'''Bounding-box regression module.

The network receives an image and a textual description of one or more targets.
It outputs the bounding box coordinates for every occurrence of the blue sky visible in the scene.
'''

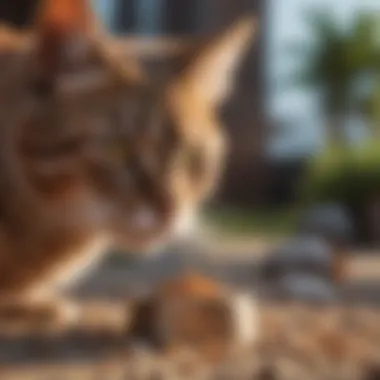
[268,0,380,158]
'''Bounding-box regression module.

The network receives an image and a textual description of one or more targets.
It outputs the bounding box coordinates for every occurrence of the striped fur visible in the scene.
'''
[0,0,256,322]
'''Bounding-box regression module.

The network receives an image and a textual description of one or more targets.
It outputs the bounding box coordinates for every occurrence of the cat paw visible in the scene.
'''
[0,297,81,328]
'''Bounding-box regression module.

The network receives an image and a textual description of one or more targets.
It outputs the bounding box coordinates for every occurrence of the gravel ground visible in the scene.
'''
[0,302,379,379]
[0,241,378,379]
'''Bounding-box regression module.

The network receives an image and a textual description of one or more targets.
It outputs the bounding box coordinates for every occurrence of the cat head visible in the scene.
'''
[20,0,257,251]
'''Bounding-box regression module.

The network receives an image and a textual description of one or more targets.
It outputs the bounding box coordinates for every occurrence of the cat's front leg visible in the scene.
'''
[0,293,81,328]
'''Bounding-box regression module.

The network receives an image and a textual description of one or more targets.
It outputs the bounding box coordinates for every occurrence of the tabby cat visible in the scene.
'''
[0,0,256,322]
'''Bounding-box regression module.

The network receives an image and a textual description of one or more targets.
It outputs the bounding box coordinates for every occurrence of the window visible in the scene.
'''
[96,0,163,35]
[114,0,137,34]
[163,0,199,35]
[137,0,163,35]
[95,0,205,36]
[94,0,118,31]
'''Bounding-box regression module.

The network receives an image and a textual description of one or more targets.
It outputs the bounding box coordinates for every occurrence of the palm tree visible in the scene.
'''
[373,80,380,136]
[349,13,380,138]
[287,10,380,145]
[359,78,380,138]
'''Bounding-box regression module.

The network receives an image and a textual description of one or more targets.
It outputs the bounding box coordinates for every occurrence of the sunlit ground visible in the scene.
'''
[0,207,379,379]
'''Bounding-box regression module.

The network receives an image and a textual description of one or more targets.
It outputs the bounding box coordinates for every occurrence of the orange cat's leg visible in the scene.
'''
[0,293,80,327]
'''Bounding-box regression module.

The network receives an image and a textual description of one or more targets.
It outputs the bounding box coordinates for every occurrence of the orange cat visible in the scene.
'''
[0,0,256,322]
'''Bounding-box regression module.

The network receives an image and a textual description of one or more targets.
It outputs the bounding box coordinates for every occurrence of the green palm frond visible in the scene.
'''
[348,13,380,71]
[285,8,380,143]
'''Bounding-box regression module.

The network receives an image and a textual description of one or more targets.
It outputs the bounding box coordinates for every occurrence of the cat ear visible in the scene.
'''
[173,17,257,108]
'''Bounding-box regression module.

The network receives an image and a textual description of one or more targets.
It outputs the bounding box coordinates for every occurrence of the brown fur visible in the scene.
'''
[0,0,256,322]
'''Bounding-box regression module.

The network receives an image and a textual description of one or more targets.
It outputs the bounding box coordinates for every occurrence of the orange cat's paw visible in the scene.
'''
[0,297,80,328]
